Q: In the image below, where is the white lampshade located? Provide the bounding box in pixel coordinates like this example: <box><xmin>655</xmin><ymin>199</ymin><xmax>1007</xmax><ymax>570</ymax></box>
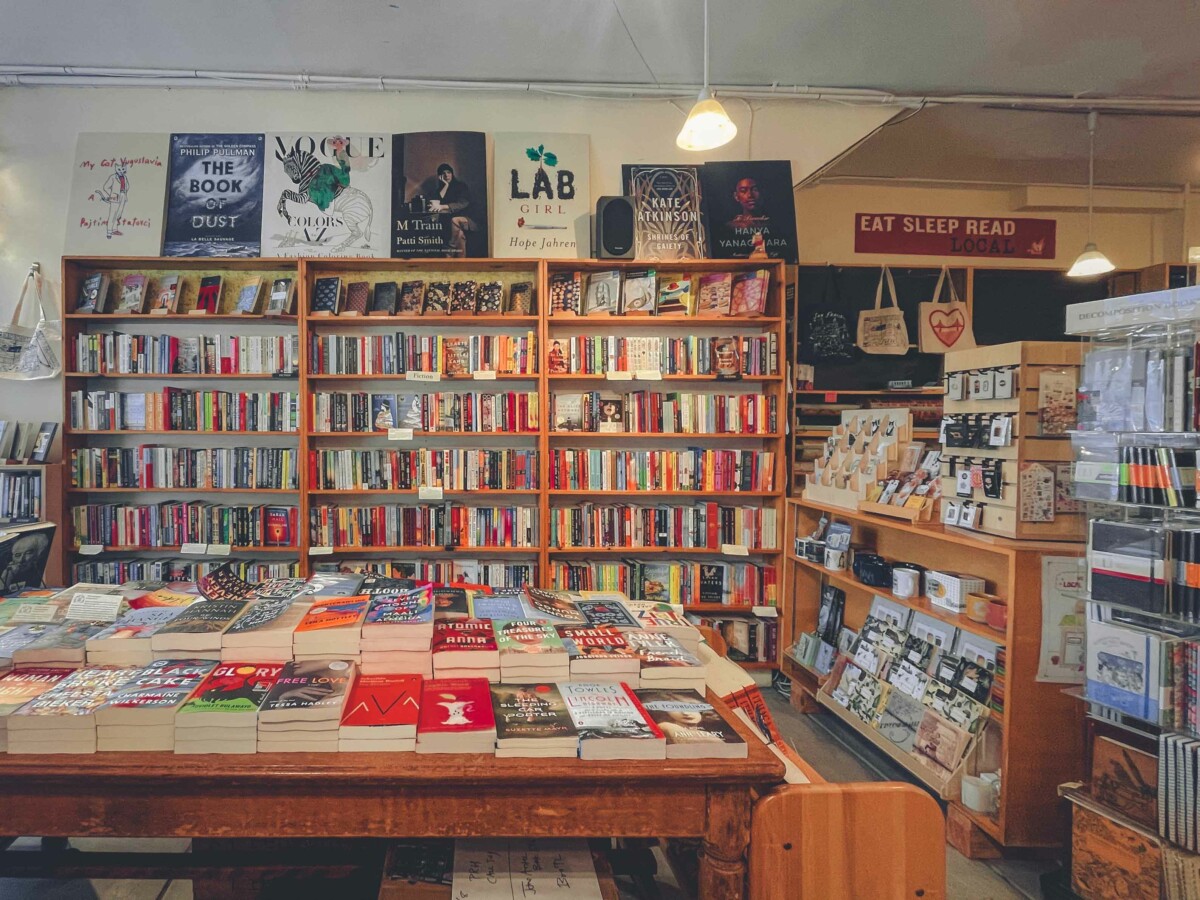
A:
<box><xmin>676</xmin><ymin>90</ymin><xmax>737</xmax><ymax>151</ymax></box>
<box><xmin>1066</xmin><ymin>242</ymin><xmax>1115</xmax><ymax>278</ymax></box>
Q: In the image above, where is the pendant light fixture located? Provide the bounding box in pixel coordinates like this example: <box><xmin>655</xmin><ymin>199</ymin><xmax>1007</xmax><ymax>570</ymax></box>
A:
<box><xmin>1067</xmin><ymin>111</ymin><xmax>1115</xmax><ymax>278</ymax></box>
<box><xmin>675</xmin><ymin>0</ymin><xmax>737</xmax><ymax>151</ymax></box>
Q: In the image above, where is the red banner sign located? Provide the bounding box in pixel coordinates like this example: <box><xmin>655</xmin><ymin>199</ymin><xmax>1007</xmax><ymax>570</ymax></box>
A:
<box><xmin>854</xmin><ymin>212</ymin><xmax>1056</xmax><ymax>260</ymax></box>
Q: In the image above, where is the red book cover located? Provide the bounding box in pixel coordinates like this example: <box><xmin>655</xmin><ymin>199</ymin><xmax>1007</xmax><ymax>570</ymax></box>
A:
<box><xmin>417</xmin><ymin>677</ymin><xmax>494</xmax><ymax>735</ymax></box>
<box><xmin>431</xmin><ymin>618</ymin><xmax>497</xmax><ymax>654</ymax></box>
<box><xmin>340</xmin><ymin>673</ymin><xmax>422</xmax><ymax>728</ymax></box>
<box><xmin>294</xmin><ymin>595</ymin><xmax>370</xmax><ymax>632</ymax></box>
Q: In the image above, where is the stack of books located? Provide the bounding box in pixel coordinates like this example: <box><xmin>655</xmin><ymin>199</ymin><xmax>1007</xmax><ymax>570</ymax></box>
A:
<box><xmin>415</xmin><ymin>678</ymin><xmax>495</xmax><ymax>754</ymax></box>
<box><xmin>561</xmin><ymin>682</ymin><xmax>666</xmax><ymax>760</ymax></box>
<box><xmin>626</xmin><ymin>631</ymin><xmax>708</xmax><ymax>693</ymax></box>
<box><xmin>495</xmin><ymin>620</ymin><xmax>569</xmax><ymax>683</ymax></box>
<box><xmin>338</xmin><ymin>672</ymin><xmax>422</xmax><ymax>752</ymax></box>
<box><xmin>0</xmin><ymin>667</ymin><xmax>73</xmax><ymax>751</ymax></box>
<box><xmin>635</xmin><ymin>688</ymin><xmax>748</xmax><ymax>759</ymax></box>
<box><xmin>491</xmin><ymin>682</ymin><xmax>579</xmax><ymax>758</ymax></box>
<box><xmin>431</xmin><ymin>619</ymin><xmax>500</xmax><ymax>681</ymax></box>
<box><xmin>624</xmin><ymin>601</ymin><xmax>702</xmax><ymax>653</ymax></box>
<box><xmin>85</xmin><ymin>607</ymin><xmax>186</xmax><ymax>667</ymax></box>
<box><xmin>221</xmin><ymin>596</ymin><xmax>310</xmax><ymax>663</ymax></box>
<box><xmin>13</xmin><ymin>621</ymin><xmax>109</xmax><ymax>669</ymax></box>
<box><xmin>0</xmin><ymin>625</ymin><xmax>58</xmax><ymax>671</ymax></box>
<box><xmin>292</xmin><ymin>596</ymin><xmax>369</xmax><ymax>662</ymax></box>
<box><xmin>8</xmin><ymin>667</ymin><xmax>139</xmax><ymax>754</ymax></box>
<box><xmin>257</xmin><ymin>660</ymin><xmax>355</xmax><ymax>753</ymax></box>
<box><xmin>174</xmin><ymin>662</ymin><xmax>283</xmax><ymax>754</ymax></box>
<box><xmin>359</xmin><ymin>589</ymin><xmax>435</xmax><ymax>676</ymax></box>
<box><xmin>95</xmin><ymin>660</ymin><xmax>216</xmax><ymax>751</ymax></box>
<box><xmin>558</xmin><ymin>625</ymin><xmax>641</xmax><ymax>683</ymax></box>
<box><xmin>150</xmin><ymin>600</ymin><xmax>249</xmax><ymax>661</ymax></box>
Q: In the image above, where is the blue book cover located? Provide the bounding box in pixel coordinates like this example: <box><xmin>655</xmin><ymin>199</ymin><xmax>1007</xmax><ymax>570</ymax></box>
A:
<box><xmin>1086</xmin><ymin>619</ymin><xmax>1151</xmax><ymax>719</ymax></box>
<box><xmin>468</xmin><ymin>593</ymin><xmax>526</xmax><ymax>622</ymax></box>
<box><xmin>163</xmin><ymin>133</ymin><xmax>265</xmax><ymax>257</ymax></box>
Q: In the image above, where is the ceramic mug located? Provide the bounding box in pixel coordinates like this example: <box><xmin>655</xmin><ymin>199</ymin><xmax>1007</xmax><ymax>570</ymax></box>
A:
<box><xmin>892</xmin><ymin>566</ymin><xmax>920</xmax><ymax>599</ymax></box>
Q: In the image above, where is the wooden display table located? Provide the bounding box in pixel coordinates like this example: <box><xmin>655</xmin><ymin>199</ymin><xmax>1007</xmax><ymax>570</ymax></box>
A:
<box><xmin>0</xmin><ymin>693</ymin><xmax>783</xmax><ymax>900</ymax></box>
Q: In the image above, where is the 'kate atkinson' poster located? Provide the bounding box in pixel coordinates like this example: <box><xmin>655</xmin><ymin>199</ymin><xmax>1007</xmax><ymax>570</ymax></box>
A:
<box><xmin>65</xmin><ymin>133</ymin><xmax>170</xmax><ymax>256</ymax></box>
<box><xmin>700</xmin><ymin>160</ymin><xmax>799</xmax><ymax>264</ymax></box>
<box><xmin>621</xmin><ymin>164</ymin><xmax>706</xmax><ymax>260</ymax></box>
<box><xmin>261</xmin><ymin>133</ymin><xmax>390</xmax><ymax>258</ymax></box>
<box><xmin>390</xmin><ymin>131</ymin><xmax>488</xmax><ymax>258</ymax></box>
<box><xmin>493</xmin><ymin>133</ymin><xmax>590</xmax><ymax>258</ymax></box>
<box><xmin>162</xmin><ymin>133</ymin><xmax>265</xmax><ymax>257</ymax></box>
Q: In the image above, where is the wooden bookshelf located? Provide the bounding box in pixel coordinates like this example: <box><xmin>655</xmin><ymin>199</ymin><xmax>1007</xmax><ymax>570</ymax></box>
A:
<box><xmin>781</xmin><ymin>496</ymin><xmax>1084</xmax><ymax>851</ymax></box>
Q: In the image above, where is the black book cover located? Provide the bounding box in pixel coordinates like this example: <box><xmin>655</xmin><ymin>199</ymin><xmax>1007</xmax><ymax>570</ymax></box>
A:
<box><xmin>622</xmin><ymin>164</ymin><xmax>707</xmax><ymax>261</ymax></box>
<box><xmin>163</xmin><ymin>133</ymin><xmax>265</xmax><ymax>257</ymax></box>
<box><xmin>371</xmin><ymin>281</ymin><xmax>398</xmax><ymax>314</ymax></box>
<box><xmin>699</xmin><ymin>160</ymin><xmax>798</xmax><ymax>264</ymax></box>
<box><xmin>312</xmin><ymin>277</ymin><xmax>342</xmax><ymax>313</ymax></box>
<box><xmin>390</xmin><ymin>132</ymin><xmax>489</xmax><ymax>258</ymax></box>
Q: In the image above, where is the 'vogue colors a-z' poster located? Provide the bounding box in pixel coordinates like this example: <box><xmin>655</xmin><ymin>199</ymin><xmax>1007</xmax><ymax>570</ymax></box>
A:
<box><xmin>700</xmin><ymin>160</ymin><xmax>799</xmax><ymax>264</ymax></box>
<box><xmin>390</xmin><ymin>131</ymin><xmax>488</xmax><ymax>258</ymax></box>
<box><xmin>162</xmin><ymin>133</ymin><xmax>265</xmax><ymax>257</ymax></box>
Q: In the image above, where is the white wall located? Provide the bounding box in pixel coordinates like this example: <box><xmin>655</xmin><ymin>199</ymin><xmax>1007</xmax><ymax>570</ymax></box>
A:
<box><xmin>0</xmin><ymin>86</ymin><xmax>899</xmax><ymax>449</ymax></box>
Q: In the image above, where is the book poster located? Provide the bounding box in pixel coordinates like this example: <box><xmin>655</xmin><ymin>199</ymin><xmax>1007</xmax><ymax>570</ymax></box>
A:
<box><xmin>390</xmin><ymin>131</ymin><xmax>488</xmax><ymax>258</ymax></box>
<box><xmin>261</xmin><ymin>133</ymin><xmax>391</xmax><ymax>258</ymax></box>
<box><xmin>162</xmin><ymin>133</ymin><xmax>265</xmax><ymax>257</ymax></box>
<box><xmin>64</xmin><ymin>133</ymin><xmax>170</xmax><ymax>256</ymax></box>
<box><xmin>492</xmin><ymin>132</ymin><xmax>590</xmax><ymax>258</ymax></box>
<box><xmin>700</xmin><ymin>160</ymin><xmax>799</xmax><ymax>264</ymax></box>
<box><xmin>1038</xmin><ymin>556</ymin><xmax>1086</xmax><ymax>684</ymax></box>
<box><xmin>621</xmin><ymin>164</ymin><xmax>706</xmax><ymax>260</ymax></box>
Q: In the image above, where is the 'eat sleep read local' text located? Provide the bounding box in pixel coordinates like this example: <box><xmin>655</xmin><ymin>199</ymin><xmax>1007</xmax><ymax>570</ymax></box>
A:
<box><xmin>853</xmin><ymin>212</ymin><xmax>1057</xmax><ymax>259</ymax></box>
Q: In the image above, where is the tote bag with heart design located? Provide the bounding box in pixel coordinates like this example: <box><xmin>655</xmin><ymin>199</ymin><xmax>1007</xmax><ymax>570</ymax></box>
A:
<box><xmin>918</xmin><ymin>267</ymin><xmax>976</xmax><ymax>353</ymax></box>
<box><xmin>856</xmin><ymin>267</ymin><xmax>910</xmax><ymax>356</ymax></box>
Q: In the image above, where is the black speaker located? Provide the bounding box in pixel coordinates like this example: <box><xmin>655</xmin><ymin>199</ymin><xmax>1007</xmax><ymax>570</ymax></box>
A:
<box><xmin>594</xmin><ymin>196</ymin><xmax>635</xmax><ymax>258</ymax></box>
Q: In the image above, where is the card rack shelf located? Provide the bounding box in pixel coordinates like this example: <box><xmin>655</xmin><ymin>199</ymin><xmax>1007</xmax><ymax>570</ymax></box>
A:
<box><xmin>781</xmin><ymin>495</ymin><xmax>1084</xmax><ymax>850</ymax></box>
<box><xmin>61</xmin><ymin>257</ymin><xmax>786</xmax><ymax>669</ymax></box>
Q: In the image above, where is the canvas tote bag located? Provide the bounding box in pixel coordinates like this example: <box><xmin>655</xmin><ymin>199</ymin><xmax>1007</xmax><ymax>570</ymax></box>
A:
<box><xmin>857</xmin><ymin>266</ymin><xmax>910</xmax><ymax>355</ymax></box>
<box><xmin>0</xmin><ymin>263</ymin><xmax>60</xmax><ymax>380</ymax></box>
<box><xmin>802</xmin><ymin>265</ymin><xmax>856</xmax><ymax>363</ymax></box>
<box><xmin>918</xmin><ymin>266</ymin><xmax>976</xmax><ymax>353</ymax></box>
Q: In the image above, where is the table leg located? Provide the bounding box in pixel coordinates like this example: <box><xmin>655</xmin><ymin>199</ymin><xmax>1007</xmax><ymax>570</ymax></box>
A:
<box><xmin>699</xmin><ymin>787</ymin><xmax>751</xmax><ymax>900</ymax></box>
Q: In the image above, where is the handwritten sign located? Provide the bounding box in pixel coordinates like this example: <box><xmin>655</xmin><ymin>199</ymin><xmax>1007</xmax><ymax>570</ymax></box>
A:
<box><xmin>451</xmin><ymin>839</ymin><xmax>603</xmax><ymax>900</ymax></box>
<box><xmin>854</xmin><ymin>212</ymin><xmax>1056</xmax><ymax>260</ymax></box>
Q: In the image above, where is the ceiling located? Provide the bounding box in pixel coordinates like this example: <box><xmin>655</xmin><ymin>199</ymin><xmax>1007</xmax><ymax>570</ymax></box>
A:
<box><xmin>820</xmin><ymin>106</ymin><xmax>1200</xmax><ymax>188</ymax></box>
<box><xmin>1</xmin><ymin>0</ymin><xmax>1200</xmax><ymax>99</ymax></box>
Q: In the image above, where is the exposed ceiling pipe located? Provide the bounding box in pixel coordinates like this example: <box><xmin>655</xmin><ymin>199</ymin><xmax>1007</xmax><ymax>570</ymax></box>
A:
<box><xmin>6</xmin><ymin>65</ymin><xmax>1200</xmax><ymax>114</ymax></box>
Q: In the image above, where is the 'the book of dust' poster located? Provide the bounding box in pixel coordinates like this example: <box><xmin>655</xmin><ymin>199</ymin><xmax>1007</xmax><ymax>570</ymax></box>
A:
<box><xmin>162</xmin><ymin>134</ymin><xmax>265</xmax><ymax>257</ymax></box>
<box><xmin>390</xmin><ymin>132</ymin><xmax>488</xmax><ymax>258</ymax></box>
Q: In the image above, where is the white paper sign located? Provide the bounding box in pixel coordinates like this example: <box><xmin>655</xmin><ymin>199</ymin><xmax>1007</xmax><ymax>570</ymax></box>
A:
<box><xmin>12</xmin><ymin>603</ymin><xmax>59</xmax><ymax>623</ymax></box>
<box><xmin>406</xmin><ymin>370</ymin><xmax>442</xmax><ymax>382</ymax></box>
<box><xmin>78</xmin><ymin>544</ymin><xmax>104</xmax><ymax>556</ymax></box>
<box><xmin>635</xmin><ymin>369</ymin><xmax>663</xmax><ymax>381</ymax></box>
<box><xmin>388</xmin><ymin>428</ymin><xmax>414</xmax><ymax>442</ymax></box>
<box><xmin>720</xmin><ymin>543</ymin><xmax>750</xmax><ymax>556</ymax></box>
<box><xmin>473</xmin><ymin>370</ymin><xmax>498</xmax><ymax>381</ymax></box>
<box><xmin>606</xmin><ymin>370</ymin><xmax>634</xmax><ymax>381</ymax></box>
<box><xmin>208</xmin><ymin>543</ymin><xmax>232</xmax><ymax>557</ymax></box>
<box><xmin>181</xmin><ymin>542</ymin><xmax>208</xmax><ymax>556</ymax></box>
<box><xmin>451</xmin><ymin>839</ymin><xmax>603</xmax><ymax>900</ymax></box>
<box><xmin>65</xmin><ymin>592</ymin><xmax>124</xmax><ymax>623</ymax></box>
<box><xmin>418</xmin><ymin>486</ymin><xmax>444</xmax><ymax>501</ymax></box>
<box><xmin>752</xmin><ymin>606</ymin><xmax>779</xmax><ymax>617</ymax></box>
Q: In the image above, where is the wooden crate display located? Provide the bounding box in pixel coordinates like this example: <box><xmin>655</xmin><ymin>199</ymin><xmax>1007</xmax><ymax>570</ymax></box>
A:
<box><xmin>802</xmin><ymin>408</ymin><xmax>913</xmax><ymax>511</ymax></box>
<box><xmin>940</xmin><ymin>341</ymin><xmax>1084</xmax><ymax>541</ymax></box>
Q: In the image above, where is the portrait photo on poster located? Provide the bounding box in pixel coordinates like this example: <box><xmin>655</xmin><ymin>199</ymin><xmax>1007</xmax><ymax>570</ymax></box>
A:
<box><xmin>700</xmin><ymin>160</ymin><xmax>798</xmax><ymax>264</ymax></box>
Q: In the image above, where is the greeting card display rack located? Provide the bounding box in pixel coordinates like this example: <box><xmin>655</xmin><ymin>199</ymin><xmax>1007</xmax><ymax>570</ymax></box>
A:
<box><xmin>801</xmin><ymin>408</ymin><xmax>912</xmax><ymax>511</ymax></box>
<box><xmin>60</xmin><ymin>256</ymin><xmax>788</xmax><ymax>671</ymax></box>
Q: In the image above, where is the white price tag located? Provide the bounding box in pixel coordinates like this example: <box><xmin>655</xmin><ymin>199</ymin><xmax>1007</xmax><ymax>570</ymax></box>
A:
<box><xmin>634</xmin><ymin>370</ymin><xmax>663</xmax><ymax>381</ymax></box>
<box><xmin>406</xmin><ymin>371</ymin><xmax>442</xmax><ymax>383</ymax></box>
<box><xmin>472</xmin><ymin>370</ymin><xmax>498</xmax><ymax>381</ymax></box>
<box><xmin>309</xmin><ymin>546</ymin><xmax>334</xmax><ymax>556</ymax></box>
<box><xmin>388</xmin><ymin>428</ymin><xmax>414</xmax><ymax>442</ymax></box>
<box><xmin>78</xmin><ymin>544</ymin><xmax>104</xmax><ymax>556</ymax></box>
<box><xmin>606</xmin><ymin>370</ymin><xmax>634</xmax><ymax>381</ymax></box>
<box><xmin>418</xmin><ymin>486</ymin><xmax>444</xmax><ymax>501</ymax></box>
<box><xmin>752</xmin><ymin>606</ymin><xmax>779</xmax><ymax>618</ymax></box>
<box><xmin>65</xmin><ymin>592</ymin><xmax>124</xmax><ymax>623</ymax></box>
<box><xmin>181</xmin><ymin>542</ymin><xmax>208</xmax><ymax>556</ymax></box>
<box><xmin>720</xmin><ymin>543</ymin><xmax>751</xmax><ymax>557</ymax></box>
<box><xmin>208</xmin><ymin>543</ymin><xmax>232</xmax><ymax>557</ymax></box>
<box><xmin>12</xmin><ymin>603</ymin><xmax>58</xmax><ymax>623</ymax></box>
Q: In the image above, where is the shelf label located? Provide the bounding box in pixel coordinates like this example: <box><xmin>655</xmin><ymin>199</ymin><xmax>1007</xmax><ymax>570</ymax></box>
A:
<box><xmin>720</xmin><ymin>543</ymin><xmax>751</xmax><ymax>557</ymax></box>
<box><xmin>473</xmin><ymin>370</ymin><xmax>498</xmax><ymax>381</ymax></box>
<box><xmin>418</xmin><ymin>486</ymin><xmax>444</xmax><ymax>501</ymax></box>
<box><xmin>752</xmin><ymin>606</ymin><xmax>779</xmax><ymax>618</ymax></box>
<box><xmin>66</xmin><ymin>592</ymin><xmax>124</xmax><ymax>623</ymax></box>
<box><xmin>78</xmin><ymin>544</ymin><xmax>103</xmax><ymax>556</ymax></box>
<box><xmin>12</xmin><ymin>603</ymin><xmax>58</xmax><ymax>623</ymax></box>
<box><xmin>309</xmin><ymin>546</ymin><xmax>334</xmax><ymax>556</ymax></box>
<box><xmin>824</xmin><ymin>392</ymin><xmax>837</xmax><ymax>402</ymax></box>
<box><xmin>388</xmin><ymin>428</ymin><xmax>414</xmax><ymax>442</ymax></box>
<box><xmin>634</xmin><ymin>369</ymin><xmax>663</xmax><ymax>381</ymax></box>
<box><xmin>406</xmin><ymin>371</ymin><xmax>442</xmax><ymax>383</ymax></box>
<box><xmin>208</xmin><ymin>543</ymin><xmax>232</xmax><ymax>557</ymax></box>
<box><xmin>181</xmin><ymin>542</ymin><xmax>208</xmax><ymax>556</ymax></box>
<box><xmin>606</xmin><ymin>370</ymin><xmax>634</xmax><ymax>381</ymax></box>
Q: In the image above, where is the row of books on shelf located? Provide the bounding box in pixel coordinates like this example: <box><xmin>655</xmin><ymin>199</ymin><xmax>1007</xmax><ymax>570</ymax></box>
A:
<box><xmin>312</xmin><ymin>277</ymin><xmax>533</xmax><ymax>317</ymax></box>
<box><xmin>546</xmin><ymin>503</ymin><xmax>778</xmax><ymax>553</ymax></box>
<box><xmin>314</xmin><ymin>391</ymin><xmax>539</xmax><ymax>435</ymax></box>
<box><xmin>72</xmin><ymin>503</ymin><xmax>299</xmax><ymax>550</ymax></box>
<box><xmin>0</xmin><ymin>470</ymin><xmax>44</xmax><ymax>525</ymax></box>
<box><xmin>548</xmin><ymin>448</ymin><xmax>776</xmax><ymax>493</ymax></box>
<box><xmin>1087</xmin><ymin>518</ymin><xmax>1200</xmax><ymax>619</ymax></box>
<box><xmin>692</xmin><ymin>614</ymin><xmax>779</xmax><ymax>666</ymax></box>
<box><xmin>0</xmin><ymin>421</ymin><xmax>56</xmax><ymax>465</ymax></box>
<box><xmin>72</xmin><ymin>332</ymin><xmax>300</xmax><ymax>377</ymax></box>
<box><xmin>551</xmin><ymin>391</ymin><xmax>777</xmax><ymax>435</ymax></box>
<box><xmin>309</xmin><ymin>332</ymin><xmax>537</xmax><ymax>377</ymax></box>
<box><xmin>75</xmin><ymin>272</ymin><xmax>296</xmax><ymax>317</ymax></box>
<box><xmin>309</xmin><ymin>448</ymin><xmax>538</xmax><ymax>492</ymax></box>
<box><xmin>70</xmin><ymin>446</ymin><xmax>301</xmax><ymax>491</ymax></box>
<box><xmin>309</xmin><ymin>504</ymin><xmax>537</xmax><ymax>550</ymax></box>
<box><xmin>70</xmin><ymin>390</ymin><xmax>301</xmax><ymax>433</ymax></box>
<box><xmin>549</xmin><ymin>269</ymin><xmax>770</xmax><ymax>318</ymax></box>
<box><xmin>548</xmin><ymin>559</ymin><xmax>777</xmax><ymax>608</ymax></box>
<box><xmin>1160</xmin><ymin>732</ymin><xmax>1200</xmax><ymax>854</ymax></box>
<box><xmin>546</xmin><ymin>334</ymin><xmax>778</xmax><ymax>378</ymax></box>
<box><xmin>73</xmin><ymin>558</ymin><xmax>301</xmax><ymax>584</ymax></box>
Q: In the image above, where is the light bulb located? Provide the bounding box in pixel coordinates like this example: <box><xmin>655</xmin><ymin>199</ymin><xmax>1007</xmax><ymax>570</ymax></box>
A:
<box><xmin>676</xmin><ymin>91</ymin><xmax>738</xmax><ymax>151</ymax></box>
<box><xmin>1066</xmin><ymin>243</ymin><xmax>1115</xmax><ymax>278</ymax></box>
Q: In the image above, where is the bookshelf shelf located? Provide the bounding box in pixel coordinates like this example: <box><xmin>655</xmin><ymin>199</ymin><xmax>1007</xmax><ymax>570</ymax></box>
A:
<box><xmin>548</xmin><ymin>432</ymin><xmax>781</xmax><ymax>441</ymax></box>
<box><xmin>65</xmin><ymin>314</ymin><xmax>298</xmax><ymax>323</ymax></box>
<box><xmin>311</xmin><ymin>546</ymin><xmax>538</xmax><ymax>555</ymax></box>
<box><xmin>306</xmin><ymin>373</ymin><xmax>535</xmax><ymax>381</ymax></box>
<box><xmin>306</xmin><ymin>431</ymin><xmax>539</xmax><ymax>439</ymax></box>
<box><xmin>66</xmin><ymin>430</ymin><xmax>299</xmax><ymax>436</ymax></box>
<box><xmin>309</xmin><ymin>315</ymin><xmax>539</xmax><ymax>327</ymax></box>
<box><xmin>64</xmin><ymin>372</ymin><xmax>297</xmax><ymax>380</ymax></box>
<box><xmin>549</xmin><ymin>546</ymin><xmax>781</xmax><ymax>556</ymax></box>
<box><xmin>547</xmin><ymin>490</ymin><xmax>777</xmax><ymax>498</ymax></box>
<box><xmin>77</xmin><ymin>545</ymin><xmax>299</xmax><ymax>554</ymax></box>
<box><xmin>66</xmin><ymin>487</ymin><xmax>298</xmax><ymax>495</ymax></box>
<box><xmin>545</xmin><ymin>374</ymin><xmax>783</xmax><ymax>383</ymax></box>
<box><xmin>308</xmin><ymin>488</ymin><xmax>539</xmax><ymax>497</ymax></box>
<box><xmin>548</xmin><ymin>315</ymin><xmax>781</xmax><ymax>327</ymax></box>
